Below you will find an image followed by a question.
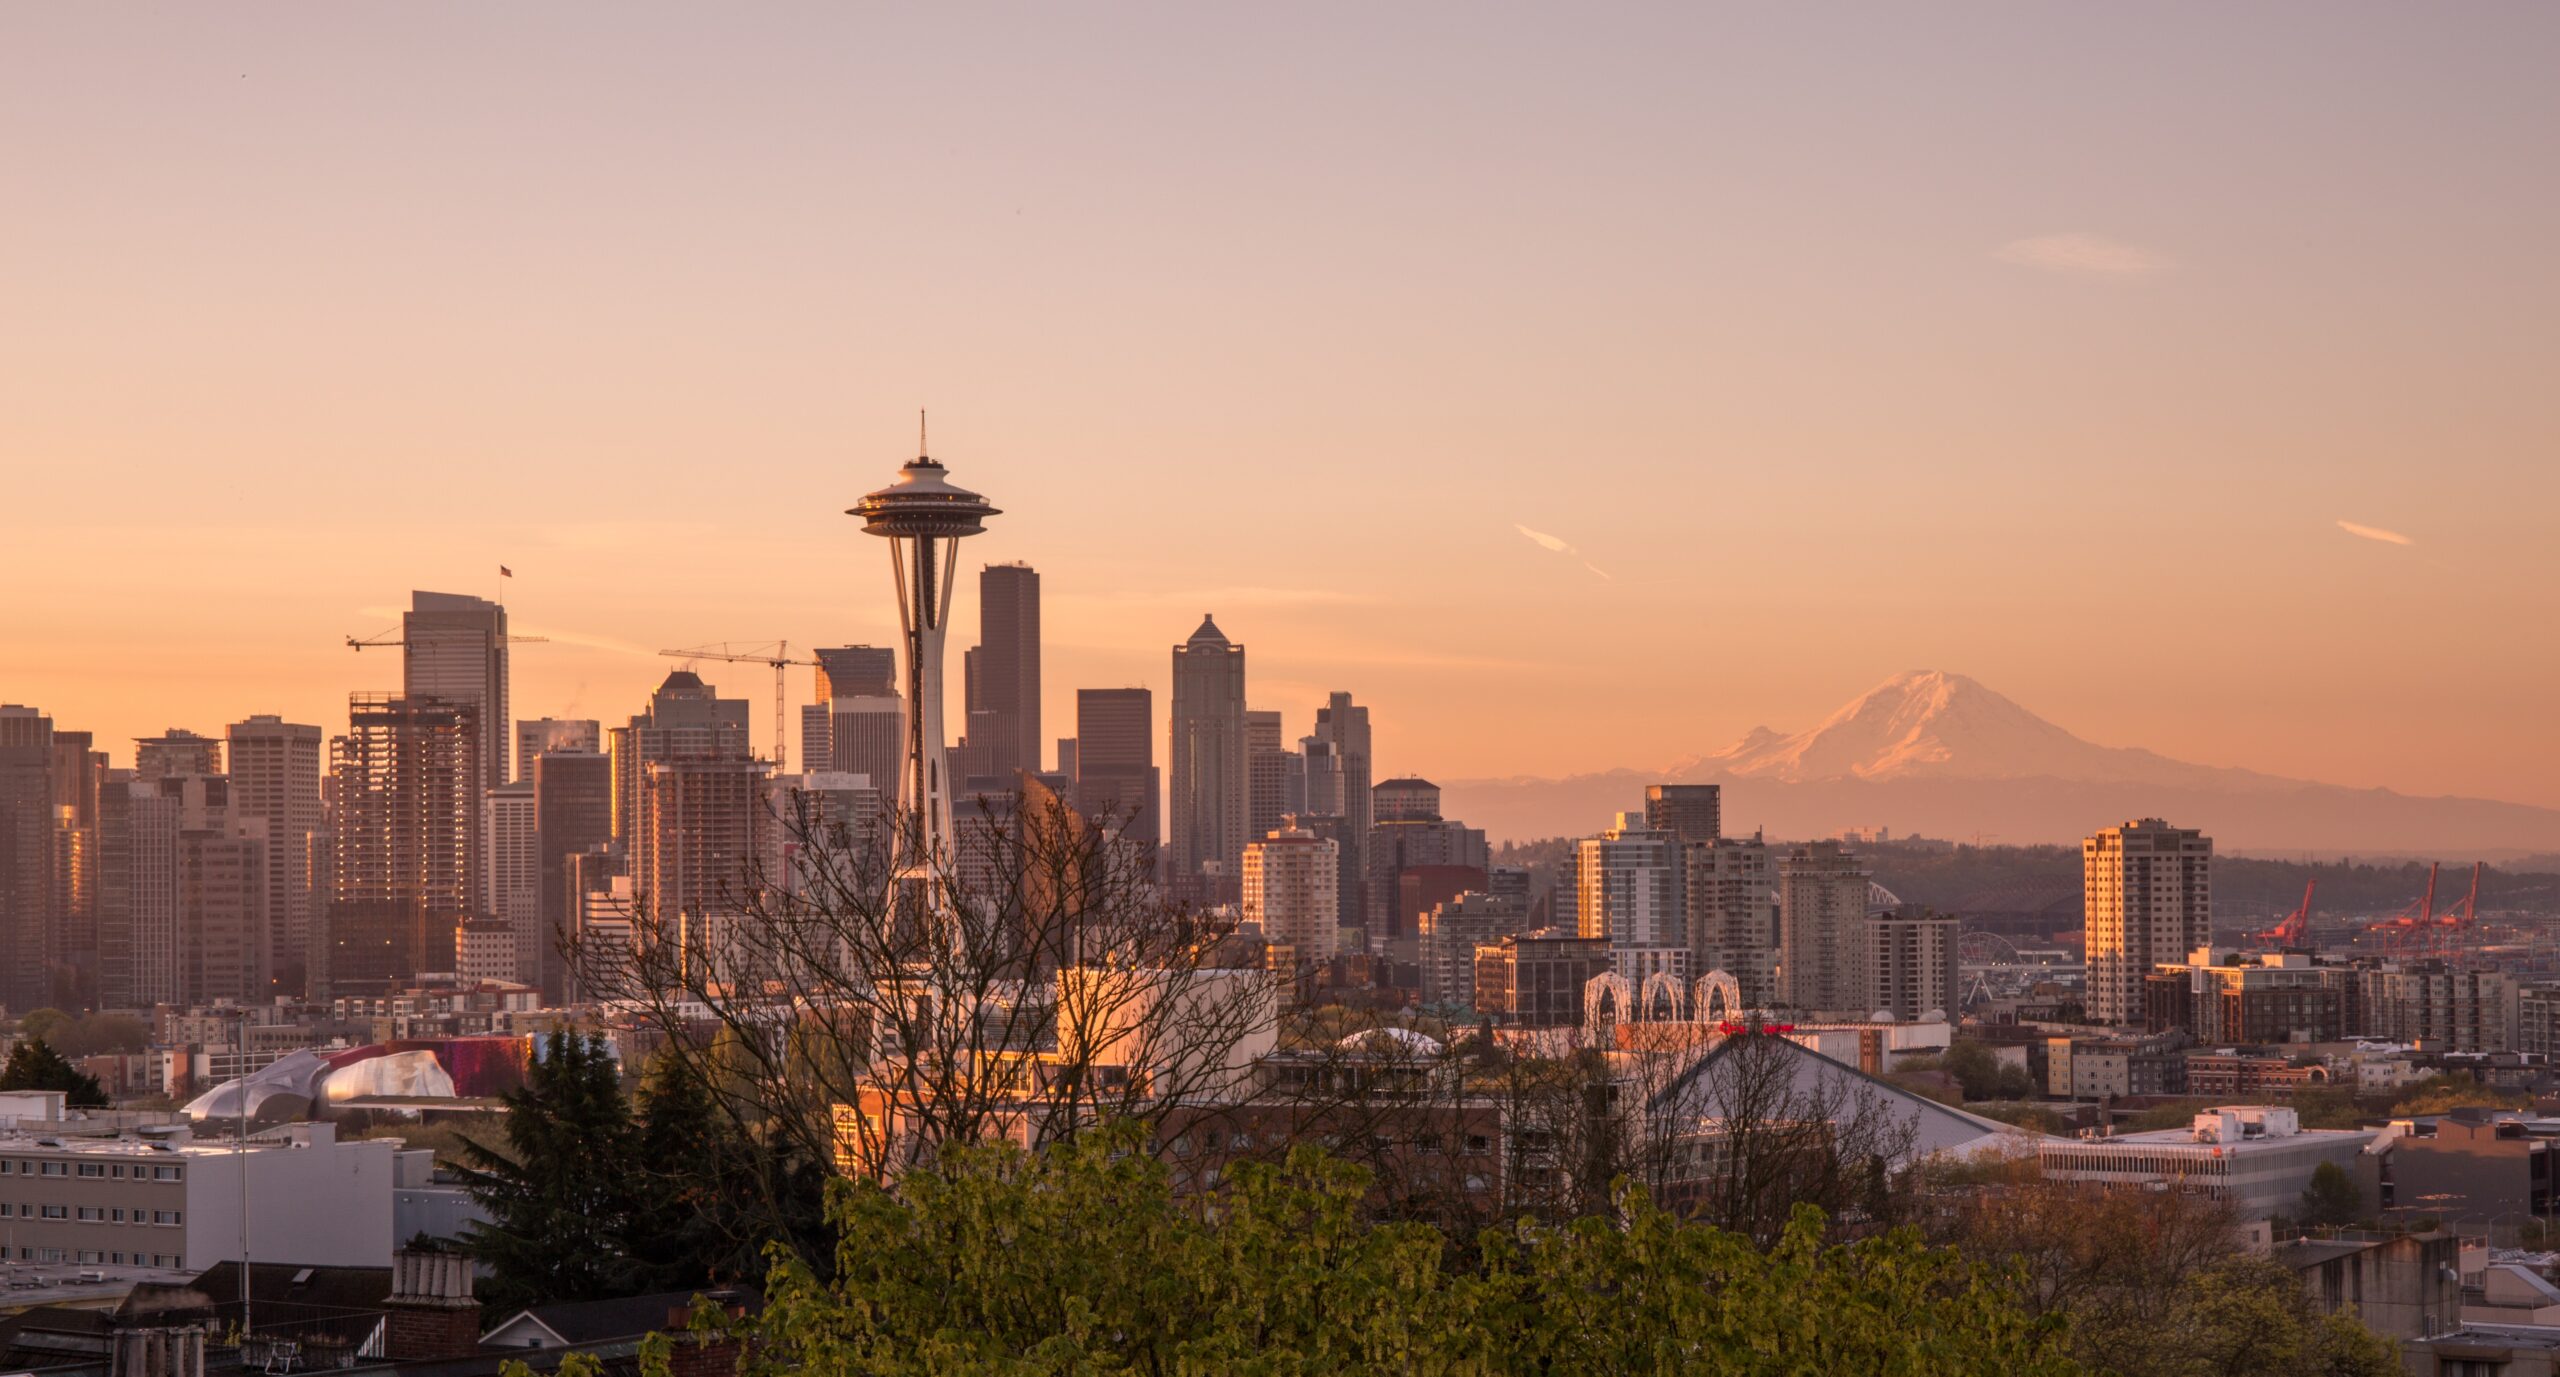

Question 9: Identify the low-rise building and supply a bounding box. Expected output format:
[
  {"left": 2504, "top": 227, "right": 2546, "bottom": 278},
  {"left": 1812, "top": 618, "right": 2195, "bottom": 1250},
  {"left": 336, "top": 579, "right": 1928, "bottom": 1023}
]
[
  {"left": 2385, "top": 1107, "right": 2560, "bottom": 1229},
  {"left": 0, "top": 1122, "right": 398, "bottom": 1270},
  {"left": 2274, "top": 1231, "right": 2460, "bottom": 1343},
  {"left": 2037, "top": 1106, "right": 2381, "bottom": 1220},
  {"left": 2045, "top": 1030, "right": 2187, "bottom": 1100}
]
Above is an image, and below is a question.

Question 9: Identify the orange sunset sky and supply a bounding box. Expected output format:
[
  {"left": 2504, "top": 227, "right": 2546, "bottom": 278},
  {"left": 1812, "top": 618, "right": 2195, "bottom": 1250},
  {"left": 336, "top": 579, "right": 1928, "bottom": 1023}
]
[{"left": 3, "top": 5, "right": 2555, "bottom": 805}]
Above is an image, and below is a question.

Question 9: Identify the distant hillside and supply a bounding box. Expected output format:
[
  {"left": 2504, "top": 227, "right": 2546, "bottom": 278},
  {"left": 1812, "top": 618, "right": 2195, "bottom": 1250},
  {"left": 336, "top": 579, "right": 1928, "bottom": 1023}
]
[{"left": 1443, "top": 671, "right": 2560, "bottom": 854}]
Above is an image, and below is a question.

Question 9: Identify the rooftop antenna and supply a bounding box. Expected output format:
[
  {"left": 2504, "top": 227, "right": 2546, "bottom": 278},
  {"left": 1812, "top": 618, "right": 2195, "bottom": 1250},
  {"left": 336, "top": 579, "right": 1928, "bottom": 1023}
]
[{"left": 919, "top": 408, "right": 928, "bottom": 460}]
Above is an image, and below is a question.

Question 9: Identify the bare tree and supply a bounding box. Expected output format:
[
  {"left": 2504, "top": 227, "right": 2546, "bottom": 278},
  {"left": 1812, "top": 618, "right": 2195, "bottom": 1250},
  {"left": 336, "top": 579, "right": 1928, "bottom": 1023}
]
[{"left": 570, "top": 775, "right": 1280, "bottom": 1252}]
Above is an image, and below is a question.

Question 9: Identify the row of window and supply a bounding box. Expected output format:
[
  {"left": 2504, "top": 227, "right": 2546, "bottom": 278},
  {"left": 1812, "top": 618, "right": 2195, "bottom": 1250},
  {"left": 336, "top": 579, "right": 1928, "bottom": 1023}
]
[
  {"left": 7, "top": 1247, "right": 181, "bottom": 1266},
  {"left": 0, "top": 1203, "right": 179, "bottom": 1225},
  {"left": 0, "top": 1161, "right": 183, "bottom": 1182}
]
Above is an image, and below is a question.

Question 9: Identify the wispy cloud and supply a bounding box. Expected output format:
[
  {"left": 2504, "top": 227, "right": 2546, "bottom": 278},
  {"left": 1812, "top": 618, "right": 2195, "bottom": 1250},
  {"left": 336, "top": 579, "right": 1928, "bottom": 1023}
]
[
  {"left": 2337, "top": 519, "right": 2414, "bottom": 547},
  {"left": 1994, "top": 233, "right": 2170, "bottom": 278},
  {"left": 1514, "top": 524, "right": 1612, "bottom": 580}
]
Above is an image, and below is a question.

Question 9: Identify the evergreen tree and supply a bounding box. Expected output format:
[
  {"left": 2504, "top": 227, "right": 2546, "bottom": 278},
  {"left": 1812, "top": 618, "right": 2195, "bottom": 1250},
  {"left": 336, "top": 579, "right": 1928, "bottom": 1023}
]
[
  {"left": 454, "top": 1032, "right": 643, "bottom": 1312},
  {"left": 2299, "top": 1160, "right": 2363, "bottom": 1229},
  {"left": 0, "top": 1038, "right": 109, "bottom": 1107}
]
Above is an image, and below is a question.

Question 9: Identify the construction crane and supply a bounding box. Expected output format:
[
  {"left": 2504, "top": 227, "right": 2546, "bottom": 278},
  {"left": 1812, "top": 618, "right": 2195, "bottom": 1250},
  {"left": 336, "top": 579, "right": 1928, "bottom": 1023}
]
[
  {"left": 2253, "top": 880, "right": 2316, "bottom": 948},
  {"left": 347, "top": 629, "right": 550, "bottom": 651},
  {"left": 656, "top": 641, "right": 815, "bottom": 772}
]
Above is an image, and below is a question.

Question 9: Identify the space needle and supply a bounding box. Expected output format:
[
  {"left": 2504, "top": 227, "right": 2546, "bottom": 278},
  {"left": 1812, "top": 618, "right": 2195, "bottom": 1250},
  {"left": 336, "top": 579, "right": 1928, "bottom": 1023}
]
[{"left": 851, "top": 417, "right": 1000, "bottom": 894}]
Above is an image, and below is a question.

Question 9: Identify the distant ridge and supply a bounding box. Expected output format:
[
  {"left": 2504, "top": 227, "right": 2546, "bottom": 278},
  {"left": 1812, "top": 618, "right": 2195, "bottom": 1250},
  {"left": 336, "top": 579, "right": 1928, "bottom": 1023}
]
[{"left": 1444, "top": 670, "right": 2560, "bottom": 851}]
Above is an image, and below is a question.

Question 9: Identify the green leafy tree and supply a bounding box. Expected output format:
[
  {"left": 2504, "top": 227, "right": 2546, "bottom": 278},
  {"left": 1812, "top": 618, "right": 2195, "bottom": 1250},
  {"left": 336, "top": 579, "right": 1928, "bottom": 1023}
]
[
  {"left": 454, "top": 1032, "right": 644, "bottom": 1312},
  {"left": 0, "top": 1038, "right": 108, "bottom": 1107},
  {"left": 2299, "top": 1161, "right": 2362, "bottom": 1229},
  {"left": 2123, "top": 1258, "right": 2399, "bottom": 1377},
  {"left": 15, "top": 1008, "right": 72, "bottom": 1046},
  {"left": 751, "top": 1123, "right": 2084, "bottom": 1375},
  {"left": 2391, "top": 1072, "right": 2528, "bottom": 1117}
]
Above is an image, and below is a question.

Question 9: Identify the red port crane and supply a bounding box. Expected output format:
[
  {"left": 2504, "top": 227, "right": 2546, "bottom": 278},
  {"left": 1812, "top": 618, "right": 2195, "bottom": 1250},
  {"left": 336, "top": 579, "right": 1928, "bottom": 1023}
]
[{"left": 2253, "top": 880, "right": 2316, "bottom": 948}]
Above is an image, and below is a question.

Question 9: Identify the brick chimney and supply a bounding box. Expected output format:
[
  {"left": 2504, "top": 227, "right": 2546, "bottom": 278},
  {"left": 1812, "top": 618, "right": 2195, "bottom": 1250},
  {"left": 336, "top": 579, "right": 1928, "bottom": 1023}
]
[
  {"left": 384, "top": 1250, "right": 481, "bottom": 1360},
  {"left": 660, "top": 1290, "right": 750, "bottom": 1377}
]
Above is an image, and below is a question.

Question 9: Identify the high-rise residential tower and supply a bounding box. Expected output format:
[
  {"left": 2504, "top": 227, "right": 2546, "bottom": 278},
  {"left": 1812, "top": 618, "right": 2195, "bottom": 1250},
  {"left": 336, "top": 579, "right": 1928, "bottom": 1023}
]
[
  {"left": 851, "top": 441, "right": 1000, "bottom": 885},
  {"left": 1241, "top": 825, "right": 1339, "bottom": 968},
  {"left": 1777, "top": 840, "right": 1872, "bottom": 1015},
  {"left": 2083, "top": 818, "right": 2213, "bottom": 1025},
  {"left": 321, "top": 695, "right": 480, "bottom": 997},
  {"left": 226, "top": 715, "right": 324, "bottom": 995},
  {"left": 1685, "top": 834, "right": 1777, "bottom": 1009},
  {"left": 1577, "top": 812, "right": 1685, "bottom": 985},
  {"left": 1644, "top": 784, "right": 1721, "bottom": 845},
  {"left": 803, "top": 646, "right": 899, "bottom": 790},
  {"left": 1169, "top": 615, "right": 1248, "bottom": 902}
]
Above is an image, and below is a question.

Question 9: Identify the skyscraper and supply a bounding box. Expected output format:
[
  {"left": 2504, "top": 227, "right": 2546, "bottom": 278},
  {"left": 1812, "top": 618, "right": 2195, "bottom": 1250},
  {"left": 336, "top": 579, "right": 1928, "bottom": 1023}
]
[
  {"left": 1777, "top": 841, "right": 1871, "bottom": 1015},
  {"left": 2083, "top": 818, "right": 2213, "bottom": 1026},
  {"left": 636, "top": 757, "right": 772, "bottom": 940},
  {"left": 48, "top": 729, "right": 103, "bottom": 1002},
  {"left": 0, "top": 706, "right": 60, "bottom": 1010},
  {"left": 610, "top": 671, "right": 752, "bottom": 846},
  {"left": 1074, "top": 688, "right": 1157, "bottom": 862},
  {"left": 1245, "top": 711, "right": 1304, "bottom": 844},
  {"left": 321, "top": 695, "right": 480, "bottom": 998},
  {"left": 1364, "top": 779, "right": 1489, "bottom": 944},
  {"left": 514, "top": 717, "right": 601, "bottom": 784},
  {"left": 1169, "top": 615, "right": 1247, "bottom": 902},
  {"left": 1644, "top": 784, "right": 1721, "bottom": 845},
  {"left": 968, "top": 562, "right": 1041, "bottom": 777},
  {"left": 1301, "top": 693, "right": 1371, "bottom": 921},
  {"left": 533, "top": 748, "right": 613, "bottom": 1003},
  {"left": 804, "top": 646, "right": 898, "bottom": 786},
  {"left": 403, "top": 590, "right": 510, "bottom": 788},
  {"left": 226, "top": 715, "right": 323, "bottom": 996},
  {"left": 852, "top": 441, "right": 1000, "bottom": 885}
]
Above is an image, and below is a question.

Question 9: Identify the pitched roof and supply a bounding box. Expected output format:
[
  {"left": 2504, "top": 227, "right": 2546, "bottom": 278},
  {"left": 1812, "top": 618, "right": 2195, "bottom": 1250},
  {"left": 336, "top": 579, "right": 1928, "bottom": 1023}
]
[
  {"left": 1647, "top": 1030, "right": 2036, "bottom": 1162},
  {"left": 483, "top": 1290, "right": 756, "bottom": 1349}
]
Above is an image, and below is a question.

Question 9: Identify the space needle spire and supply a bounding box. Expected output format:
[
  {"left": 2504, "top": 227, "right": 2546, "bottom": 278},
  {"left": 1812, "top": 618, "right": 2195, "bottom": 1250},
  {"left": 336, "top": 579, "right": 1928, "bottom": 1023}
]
[{"left": 849, "top": 418, "right": 1001, "bottom": 901}]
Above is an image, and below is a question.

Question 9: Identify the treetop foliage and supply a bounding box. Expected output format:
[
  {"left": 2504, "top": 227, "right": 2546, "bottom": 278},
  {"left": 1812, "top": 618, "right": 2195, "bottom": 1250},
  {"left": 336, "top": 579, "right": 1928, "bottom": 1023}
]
[{"left": 755, "top": 1123, "right": 2083, "bottom": 1376}]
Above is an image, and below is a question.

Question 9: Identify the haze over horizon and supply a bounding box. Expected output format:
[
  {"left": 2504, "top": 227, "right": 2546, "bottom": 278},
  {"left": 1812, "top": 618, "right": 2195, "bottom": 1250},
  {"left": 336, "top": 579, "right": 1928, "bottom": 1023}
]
[{"left": 6, "top": 4, "right": 2556, "bottom": 808}]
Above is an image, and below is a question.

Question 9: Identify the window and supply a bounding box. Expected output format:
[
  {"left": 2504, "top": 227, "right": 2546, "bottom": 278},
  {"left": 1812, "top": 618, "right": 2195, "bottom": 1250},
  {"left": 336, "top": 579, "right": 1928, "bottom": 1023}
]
[
  {"left": 77, "top": 1250, "right": 100, "bottom": 1264},
  {"left": 40, "top": 1205, "right": 66, "bottom": 1220},
  {"left": 153, "top": 1166, "right": 181, "bottom": 1182},
  {"left": 75, "top": 1164, "right": 104, "bottom": 1178},
  {"left": 111, "top": 1165, "right": 126, "bottom": 1180},
  {"left": 1465, "top": 1135, "right": 1491, "bottom": 1154},
  {"left": 76, "top": 1207, "right": 102, "bottom": 1222},
  {"left": 153, "top": 1211, "right": 180, "bottom": 1226},
  {"left": 38, "top": 1162, "right": 65, "bottom": 1177},
  {"left": 111, "top": 1208, "right": 125, "bottom": 1223}
]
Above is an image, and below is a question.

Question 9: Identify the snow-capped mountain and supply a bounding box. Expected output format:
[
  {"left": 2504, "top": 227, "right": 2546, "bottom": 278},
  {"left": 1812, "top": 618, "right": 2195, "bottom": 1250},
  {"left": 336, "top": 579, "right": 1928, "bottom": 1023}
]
[{"left": 1442, "top": 671, "right": 2560, "bottom": 852}]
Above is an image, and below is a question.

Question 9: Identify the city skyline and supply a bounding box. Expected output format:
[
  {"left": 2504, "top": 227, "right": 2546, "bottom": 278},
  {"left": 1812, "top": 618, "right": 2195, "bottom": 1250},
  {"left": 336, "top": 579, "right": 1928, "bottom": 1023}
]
[{"left": 5, "top": 5, "right": 2556, "bottom": 810}]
